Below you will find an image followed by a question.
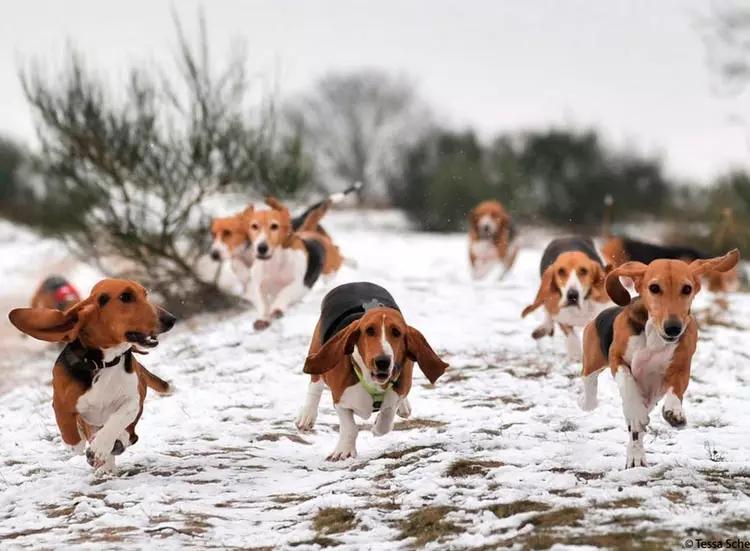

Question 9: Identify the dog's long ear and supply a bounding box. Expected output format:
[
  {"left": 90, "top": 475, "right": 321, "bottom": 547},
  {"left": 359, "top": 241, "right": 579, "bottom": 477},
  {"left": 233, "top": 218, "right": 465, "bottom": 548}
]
[
  {"left": 605, "top": 262, "right": 647, "bottom": 306},
  {"left": 265, "top": 196, "right": 291, "bottom": 217},
  {"left": 303, "top": 323, "right": 361, "bottom": 375},
  {"left": 406, "top": 326, "right": 448, "bottom": 384},
  {"left": 9, "top": 299, "right": 96, "bottom": 343},
  {"left": 690, "top": 249, "right": 740, "bottom": 277},
  {"left": 521, "top": 266, "right": 557, "bottom": 318}
]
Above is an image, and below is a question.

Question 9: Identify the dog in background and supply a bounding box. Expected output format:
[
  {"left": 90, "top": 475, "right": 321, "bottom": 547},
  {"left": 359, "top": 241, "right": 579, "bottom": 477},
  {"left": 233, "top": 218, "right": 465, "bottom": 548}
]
[
  {"left": 209, "top": 182, "right": 362, "bottom": 294},
  {"left": 245, "top": 198, "right": 348, "bottom": 330},
  {"left": 296, "top": 282, "right": 448, "bottom": 461},
  {"left": 468, "top": 200, "right": 520, "bottom": 280},
  {"left": 9, "top": 279, "right": 176, "bottom": 474},
  {"left": 578, "top": 250, "right": 739, "bottom": 468},
  {"left": 31, "top": 276, "right": 81, "bottom": 312},
  {"left": 522, "top": 236, "right": 612, "bottom": 359},
  {"left": 601, "top": 235, "right": 740, "bottom": 293}
]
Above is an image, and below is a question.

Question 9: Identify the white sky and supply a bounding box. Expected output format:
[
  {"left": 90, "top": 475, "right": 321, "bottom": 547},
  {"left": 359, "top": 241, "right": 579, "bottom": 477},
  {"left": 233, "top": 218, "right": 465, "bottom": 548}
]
[{"left": 1, "top": 0, "right": 749, "bottom": 183}]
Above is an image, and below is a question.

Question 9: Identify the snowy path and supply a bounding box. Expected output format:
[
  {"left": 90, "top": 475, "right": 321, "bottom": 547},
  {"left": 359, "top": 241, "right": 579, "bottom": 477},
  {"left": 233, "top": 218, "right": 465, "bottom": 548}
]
[{"left": 2, "top": 217, "right": 750, "bottom": 550}]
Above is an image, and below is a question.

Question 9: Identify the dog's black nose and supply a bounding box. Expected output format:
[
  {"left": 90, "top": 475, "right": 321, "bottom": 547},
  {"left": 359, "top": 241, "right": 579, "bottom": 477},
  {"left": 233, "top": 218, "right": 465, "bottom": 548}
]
[
  {"left": 663, "top": 319, "right": 683, "bottom": 339},
  {"left": 159, "top": 310, "right": 177, "bottom": 333},
  {"left": 257, "top": 242, "right": 269, "bottom": 256},
  {"left": 374, "top": 355, "right": 391, "bottom": 372},
  {"left": 210, "top": 250, "right": 221, "bottom": 261},
  {"left": 566, "top": 289, "right": 580, "bottom": 304}
]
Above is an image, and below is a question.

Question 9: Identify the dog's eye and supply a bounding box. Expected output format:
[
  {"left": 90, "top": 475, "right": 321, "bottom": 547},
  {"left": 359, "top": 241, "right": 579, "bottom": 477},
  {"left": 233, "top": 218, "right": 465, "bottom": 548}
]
[
  {"left": 222, "top": 229, "right": 232, "bottom": 237},
  {"left": 270, "top": 223, "right": 279, "bottom": 231},
  {"left": 120, "top": 291, "right": 135, "bottom": 303},
  {"left": 681, "top": 284, "right": 693, "bottom": 295},
  {"left": 365, "top": 326, "right": 376, "bottom": 337},
  {"left": 579, "top": 267, "right": 588, "bottom": 276},
  {"left": 391, "top": 327, "right": 401, "bottom": 338},
  {"left": 557, "top": 268, "right": 566, "bottom": 277},
  {"left": 251, "top": 223, "right": 260, "bottom": 231},
  {"left": 648, "top": 283, "right": 661, "bottom": 295}
]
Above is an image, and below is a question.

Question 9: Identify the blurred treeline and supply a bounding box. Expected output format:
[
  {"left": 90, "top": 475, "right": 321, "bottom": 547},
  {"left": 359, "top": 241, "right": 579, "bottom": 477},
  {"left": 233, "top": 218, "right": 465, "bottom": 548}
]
[{"left": 1, "top": 11, "right": 748, "bottom": 313}]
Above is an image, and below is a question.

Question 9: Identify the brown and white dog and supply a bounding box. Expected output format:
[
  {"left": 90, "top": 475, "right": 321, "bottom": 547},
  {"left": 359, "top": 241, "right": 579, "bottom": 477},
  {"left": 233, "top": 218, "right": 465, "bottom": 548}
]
[
  {"left": 31, "top": 276, "right": 82, "bottom": 312},
  {"left": 578, "top": 250, "right": 739, "bottom": 468},
  {"left": 8, "top": 279, "right": 176, "bottom": 474},
  {"left": 245, "top": 199, "right": 346, "bottom": 330},
  {"left": 209, "top": 183, "right": 362, "bottom": 293},
  {"left": 468, "top": 200, "right": 520, "bottom": 280},
  {"left": 295, "top": 282, "right": 448, "bottom": 461},
  {"left": 521, "top": 236, "right": 612, "bottom": 359},
  {"left": 601, "top": 235, "right": 740, "bottom": 293}
]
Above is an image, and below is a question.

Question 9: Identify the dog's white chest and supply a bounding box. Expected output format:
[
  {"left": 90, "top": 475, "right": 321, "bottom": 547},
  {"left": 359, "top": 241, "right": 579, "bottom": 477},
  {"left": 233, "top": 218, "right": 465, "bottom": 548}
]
[
  {"left": 556, "top": 300, "right": 605, "bottom": 327},
  {"left": 255, "top": 250, "right": 305, "bottom": 294},
  {"left": 76, "top": 361, "right": 139, "bottom": 428},
  {"left": 470, "top": 240, "right": 497, "bottom": 261},
  {"left": 623, "top": 327, "right": 676, "bottom": 408}
]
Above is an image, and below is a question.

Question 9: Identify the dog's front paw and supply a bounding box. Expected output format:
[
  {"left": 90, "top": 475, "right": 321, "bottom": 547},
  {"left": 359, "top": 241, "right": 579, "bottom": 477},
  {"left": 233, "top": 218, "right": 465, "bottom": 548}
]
[
  {"left": 532, "top": 325, "right": 554, "bottom": 340},
  {"left": 254, "top": 319, "right": 271, "bottom": 331},
  {"left": 661, "top": 393, "right": 686, "bottom": 428},
  {"left": 94, "top": 455, "right": 117, "bottom": 475},
  {"left": 396, "top": 398, "right": 412, "bottom": 419},
  {"left": 625, "top": 445, "right": 647, "bottom": 469},
  {"left": 577, "top": 392, "right": 598, "bottom": 411},
  {"left": 326, "top": 442, "right": 357, "bottom": 462},
  {"left": 295, "top": 408, "right": 317, "bottom": 433}
]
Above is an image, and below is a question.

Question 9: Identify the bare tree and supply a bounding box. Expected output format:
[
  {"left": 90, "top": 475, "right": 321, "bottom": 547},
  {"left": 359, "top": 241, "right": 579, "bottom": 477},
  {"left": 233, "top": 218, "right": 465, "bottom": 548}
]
[
  {"left": 20, "top": 13, "right": 313, "bottom": 316},
  {"left": 286, "top": 70, "right": 431, "bottom": 203}
]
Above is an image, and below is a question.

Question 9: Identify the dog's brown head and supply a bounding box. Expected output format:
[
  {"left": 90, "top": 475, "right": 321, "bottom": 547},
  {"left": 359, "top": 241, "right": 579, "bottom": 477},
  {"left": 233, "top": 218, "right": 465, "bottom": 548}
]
[
  {"left": 303, "top": 308, "right": 448, "bottom": 386},
  {"left": 469, "top": 200, "right": 509, "bottom": 240},
  {"left": 246, "top": 198, "right": 294, "bottom": 260},
  {"left": 606, "top": 249, "right": 739, "bottom": 342},
  {"left": 9, "top": 279, "right": 176, "bottom": 350},
  {"left": 210, "top": 206, "right": 254, "bottom": 262}
]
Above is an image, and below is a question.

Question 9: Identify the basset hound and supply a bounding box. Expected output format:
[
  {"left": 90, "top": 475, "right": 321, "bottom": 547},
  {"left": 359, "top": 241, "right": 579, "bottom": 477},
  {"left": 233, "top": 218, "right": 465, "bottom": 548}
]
[
  {"left": 8, "top": 279, "right": 176, "bottom": 474},
  {"left": 31, "top": 276, "right": 81, "bottom": 312},
  {"left": 209, "top": 182, "right": 362, "bottom": 293},
  {"left": 467, "top": 200, "right": 520, "bottom": 280},
  {"left": 245, "top": 199, "right": 348, "bottom": 330},
  {"left": 295, "top": 282, "right": 449, "bottom": 461},
  {"left": 578, "top": 249, "right": 739, "bottom": 468},
  {"left": 601, "top": 235, "right": 740, "bottom": 293},
  {"left": 522, "top": 236, "right": 613, "bottom": 359}
]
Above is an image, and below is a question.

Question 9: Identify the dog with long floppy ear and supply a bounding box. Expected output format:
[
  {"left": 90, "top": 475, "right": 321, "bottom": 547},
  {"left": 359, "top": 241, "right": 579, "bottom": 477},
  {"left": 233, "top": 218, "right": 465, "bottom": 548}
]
[
  {"left": 295, "top": 290, "right": 448, "bottom": 461},
  {"left": 580, "top": 249, "right": 740, "bottom": 469}
]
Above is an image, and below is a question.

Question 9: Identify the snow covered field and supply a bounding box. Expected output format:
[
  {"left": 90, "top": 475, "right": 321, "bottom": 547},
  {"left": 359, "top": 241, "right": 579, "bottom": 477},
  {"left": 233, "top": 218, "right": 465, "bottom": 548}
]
[{"left": 1, "top": 212, "right": 750, "bottom": 550}]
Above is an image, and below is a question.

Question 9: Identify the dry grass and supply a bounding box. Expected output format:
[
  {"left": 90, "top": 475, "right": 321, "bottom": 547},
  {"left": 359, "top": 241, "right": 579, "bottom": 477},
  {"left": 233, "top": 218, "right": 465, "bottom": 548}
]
[
  {"left": 312, "top": 508, "right": 357, "bottom": 534},
  {"left": 446, "top": 459, "right": 505, "bottom": 478},
  {"left": 489, "top": 500, "right": 551, "bottom": 519},
  {"left": 398, "top": 506, "right": 462, "bottom": 548},
  {"left": 393, "top": 418, "right": 447, "bottom": 431}
]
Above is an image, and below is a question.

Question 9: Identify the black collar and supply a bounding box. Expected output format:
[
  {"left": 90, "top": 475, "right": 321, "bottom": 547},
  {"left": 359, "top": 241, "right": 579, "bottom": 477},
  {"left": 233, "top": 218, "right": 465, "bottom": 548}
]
[{"left": 59, "top": 340, "right": 134, "bottom": 383}]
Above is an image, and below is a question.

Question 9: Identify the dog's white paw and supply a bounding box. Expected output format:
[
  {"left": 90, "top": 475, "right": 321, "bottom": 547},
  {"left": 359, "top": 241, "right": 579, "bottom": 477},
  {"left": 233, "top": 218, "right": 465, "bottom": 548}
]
[
  {"left": 661, "top": 393, "right": 686, "bottom": 428},
  {"left": 396, "top": 398, "right": 412, "bottom": 419},
  {"left": 87, "top": 435, "right": 114, "bottom": 468},
  {"left": 69, "top": 440, "right": 86, "bottom": 456},
  {"left": 625, "top": 441, "right": 647, "bottom": 469},
  {"left": 95, "top": 455, "right": 117, "bottom": 475},
  {"left": 371, "top": 415, "right": 395, "bottom": 437},
  {"left": 326, "top": 441, "right": 357, "bottom": 462},
  {"left": 577, "top": 392, "right": 598, "bottom": 411},
  {"left": 295, "top": 407, "right": 317, "bottom": 433}
]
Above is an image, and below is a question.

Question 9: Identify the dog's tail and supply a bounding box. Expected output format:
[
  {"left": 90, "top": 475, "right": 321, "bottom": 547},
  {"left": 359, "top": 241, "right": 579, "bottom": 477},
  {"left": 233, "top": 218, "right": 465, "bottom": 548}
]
[
  {"left": 328, "top": 181, "right": 363, "bottom": 205},
  {"left": 141, "top": 366, "right": 171, "bottom": 394}
]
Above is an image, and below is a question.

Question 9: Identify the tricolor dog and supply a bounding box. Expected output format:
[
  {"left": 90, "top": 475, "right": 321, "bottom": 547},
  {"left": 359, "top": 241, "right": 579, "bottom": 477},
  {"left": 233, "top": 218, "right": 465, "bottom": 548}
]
[
  {"left": 522, "top": 236, "right": 612, "bottom": 359},
  {"left": 601, "top": 235, "right": 740, "bottom": 293},
  {"left": 31, "top": 276, "right": 81, "bottom": 312},
  {"left": 296, "top": 282, "right": 449, "bottom": 461},
  {"left": 9, "top": 279, "right": 176, "bottom": 474},
  {"left": 246, "top": 199, "right": 347, "bottom": 330},
  {"left": 210, "top": 183, "right": 362, "bottom": 293},
  {"left": 578, "top": 249, "right": 739, "bottom": 468},
  {"left": 467, "top": 200, "right": 520, "bottom": 280}
]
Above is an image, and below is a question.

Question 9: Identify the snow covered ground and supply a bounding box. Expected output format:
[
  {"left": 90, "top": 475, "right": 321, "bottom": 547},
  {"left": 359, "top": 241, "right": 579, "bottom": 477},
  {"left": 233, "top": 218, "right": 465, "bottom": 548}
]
[{"left": 1, "top": 212, "right": 750, "bottom": 550}]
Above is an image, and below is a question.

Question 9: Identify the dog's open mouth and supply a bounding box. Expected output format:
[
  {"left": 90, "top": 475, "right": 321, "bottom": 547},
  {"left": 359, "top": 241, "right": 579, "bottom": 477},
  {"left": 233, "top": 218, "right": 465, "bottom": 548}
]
[{"left": 125, "top": 331, "right": 159, "bottom": 349}]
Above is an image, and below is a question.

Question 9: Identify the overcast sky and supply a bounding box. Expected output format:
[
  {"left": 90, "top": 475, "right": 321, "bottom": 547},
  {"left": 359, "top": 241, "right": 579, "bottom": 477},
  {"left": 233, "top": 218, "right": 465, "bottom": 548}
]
[{"left": 1, "top": 0, "right": 748, "bottom": 183}]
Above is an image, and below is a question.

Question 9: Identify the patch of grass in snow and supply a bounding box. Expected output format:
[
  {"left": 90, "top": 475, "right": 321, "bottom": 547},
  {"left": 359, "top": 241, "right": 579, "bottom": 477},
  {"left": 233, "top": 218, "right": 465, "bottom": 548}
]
[
  {"left": 1, "top": 527, "right": 51, "bottom": 540},
  {"left": 695, "top": 417, "right": 729, "bottom": 428},
  {"left": 289, "top": 536, "right": 340, "bottom": 548},
  {"left": 393, "top": 418, "right": 447, "bottom": 431},
  {"left": 446, "top": 459, "right": 505, "bottom": 477},
  {"left": 312, "top": 507, "right": 357, "bottom": 534},
  {"left": 256, "top": 432, "right": 311, "bottom": 445},
  {"left": 663, "top": 491, "right": 685, "bottom": 503},
  {"left": 73, "top": 526, "right": 138, "bottom": 543},
  {"left": 515, "top": 530, "right": 680, "bottom": 550},
  {"left": 527, "top": 507, "right": 585, "bottom": 529},
  {"left": 558, "top": 419, "right": 578, "bottom": 432},
  {"left": 489, "top": 500, "right": 551, "bottom": 519},
  {"left": 271, "top": 493, "right": 311, "bottom": 505},
  {"left": 376, "top": 444, "right": 444, "bottom": 460},
  {"left": 397, "top": 506, "right": 462, "bottom": 548},
  {"left": 548, "top": 467, "right": 604, "bottom": 481}
]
